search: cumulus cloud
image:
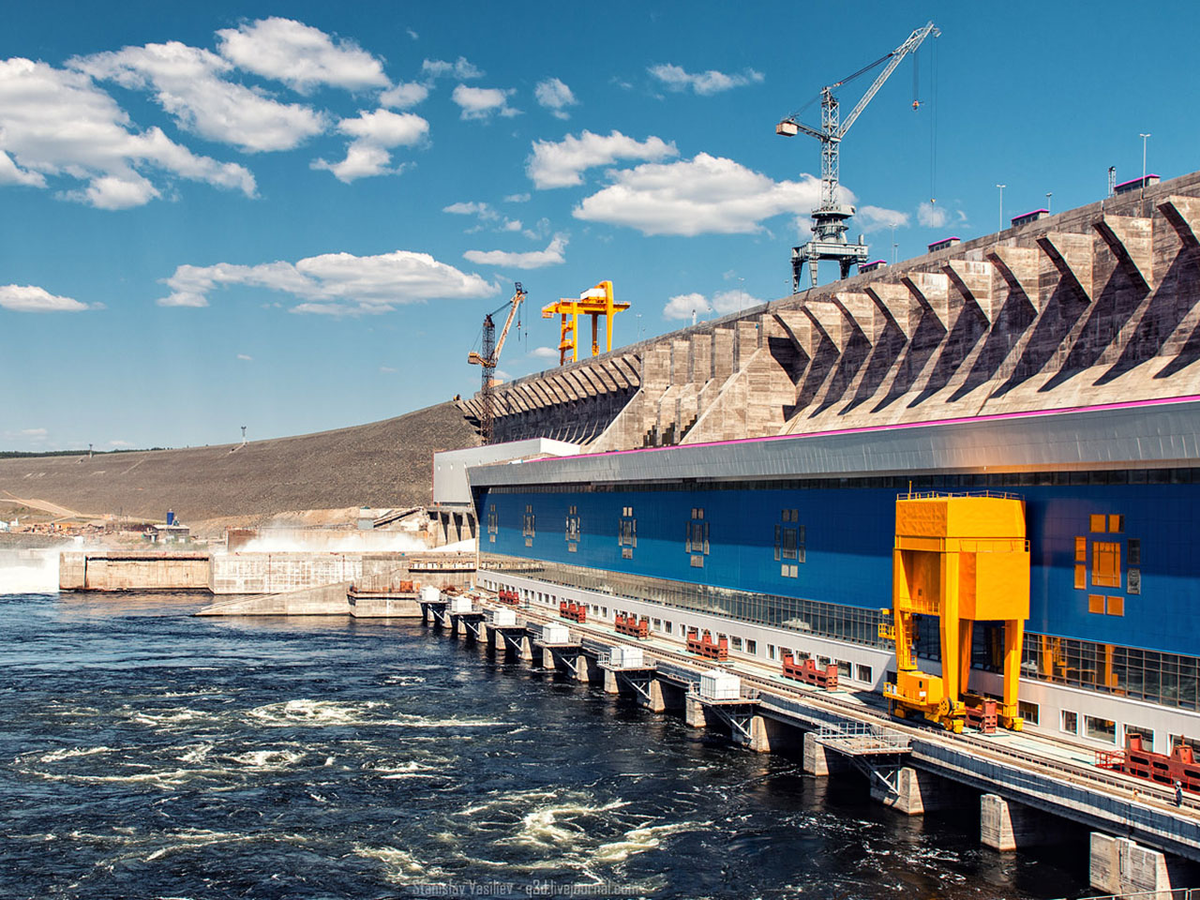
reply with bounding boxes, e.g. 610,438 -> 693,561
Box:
311,109 -> 429,182
0,284 -> 90,312
574,153 -> 822,236
857,205 -> 910,232
918,201 -> 949,228
72,41 -> 327,153
452,85 -> 518,120
463,235 -> 568,269
529,346 -> 560,359
380,81 -> 429,109
422,57 -> 483,80
158,249 -> 497,314
504,192 -> 530,203
444,200 -> 497,219
662,288 -> 762,320
216,17 -> 388,92
526,130 -> 678,189
0,58 -> 255,208
534,77 -> 577,119
648,63 -> 763,95
236,353 -> 253,361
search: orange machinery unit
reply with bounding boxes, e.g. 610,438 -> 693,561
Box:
559,601 -> 587,624
615,614 -> 650,639
686,629 -> 729,661
780,652 -> 839,690
1097,735 -> 1200,792
879,492 -> 1030,733
498,589 -> 520,606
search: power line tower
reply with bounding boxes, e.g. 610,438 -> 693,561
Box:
777,21 -> 939,292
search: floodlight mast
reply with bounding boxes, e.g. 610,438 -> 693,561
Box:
777,21 -> 939,291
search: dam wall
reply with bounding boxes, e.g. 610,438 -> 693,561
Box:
462,171 -> 1200,450
59,551 -> 211,592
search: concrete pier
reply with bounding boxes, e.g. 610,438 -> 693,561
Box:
803,731 -> 848,776
603,667 -> 620,695
871,766 -> 950,816
684,694 -> 708,728
980,794 -> 1058,852
1090,832 -> 1190,895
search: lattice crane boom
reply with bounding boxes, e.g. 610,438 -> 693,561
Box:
467,283 -> 525,444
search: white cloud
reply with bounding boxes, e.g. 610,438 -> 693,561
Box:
236,353 -> 253,361
21,428 -> 47,437
380,365 -> 398,373
108,439 -> 134,448
380,81 -> 429,109
463,235 -> 568,269
444,200 -> 497,219
918,201 -> 949,228
216,17 -> 388,92
311,109 -> 428,182
406,28 -> 419,41
858,205 -> 910,231
534,77 -> 577,119
504,192 -> 530,203
529,346 -> 559,359
0,284 -> 89,312
422,57 -> 483,80
662,288 -> 762,320
574,153 -> 822,236
0,149 -> 45,186
500,219 -> 522,232
0,58 -> 255,208
452,85 -> 518,120
158,249 -> 497,314
526,129 -> 678,189
72,41 -> 327,154
648,63 -> 763,95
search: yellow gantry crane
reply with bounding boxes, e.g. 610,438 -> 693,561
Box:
879,492 -> 1031,733
541,280 -> 629,366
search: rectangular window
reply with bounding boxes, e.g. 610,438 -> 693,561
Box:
746,640 -> 757,655
768,644 -> 776,660
685,510 -> 709,555
619,509 -> 637,548
1090,514 -> 1107,533
1124,726 -> 1154,750
1018,701 -> 1040,725
664,621 -> 672,635
1106,596 -> 1124,616
731,636 -> 743,651
1088,594 -> 1105,614
1085,715 -> 1117,744
565,506 -> 580,542
1093,542 -> 1121,588
1128,538 -> 1141,566
1061,710 -> 1078,734
522,505 -> 536,538
487,504 -> 499,535
1109,514 -> 1124,533
1075,536 -> 1087,562
652,618 -> 661,629
856,664 -> 873,683
837,660 -> 852,678
774,512 -> 805,572
1075,565 -> 1086,589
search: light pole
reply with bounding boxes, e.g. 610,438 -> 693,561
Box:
1139,132 -> 1151,214
1046,192 -> 1052,215
890,223 -> 898,265
996,184 -> 1006,233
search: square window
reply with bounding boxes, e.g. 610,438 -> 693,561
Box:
1018,701 -> 1039,725
1109,514 -> 1124,533
1085,715 -> 1116,744
1107,596 -> 1124,616
746,640 -> 757,655
1062,710 -> 1078,734
1090,514 -> 1107,533
1075,536 -> 1086,562
1093,542 -> 1121,588
1088,594 -> 1105,614
1128,539 -> 1141,566
1074,564 -> 1086,589
732,637 -> 743,651
856,664 -> 873,683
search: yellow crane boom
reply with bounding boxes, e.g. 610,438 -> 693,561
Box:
541,280 -> 629,365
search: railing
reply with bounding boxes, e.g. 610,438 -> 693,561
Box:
898,490 -> 1025,501
1064,890 -> 1197,900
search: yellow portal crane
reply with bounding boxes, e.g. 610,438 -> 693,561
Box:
879,492 -> 1030,733
541,280 -> 629,365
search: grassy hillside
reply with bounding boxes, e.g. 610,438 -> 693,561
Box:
0,402 -> 479,522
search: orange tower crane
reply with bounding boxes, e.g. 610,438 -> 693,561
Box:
541,280 -> 629,365
467,283 -> 526,444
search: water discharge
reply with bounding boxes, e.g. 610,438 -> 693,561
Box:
0,547 -> 61,594
0,591 -> 1091,899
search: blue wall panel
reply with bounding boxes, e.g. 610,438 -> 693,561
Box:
480,483 -> 1200,658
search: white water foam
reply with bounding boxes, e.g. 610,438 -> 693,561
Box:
0,548 -> 62,595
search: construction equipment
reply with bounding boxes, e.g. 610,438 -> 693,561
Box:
467,283 -> 526,444
777,21 -> 939,291
879,492 -> 1030,733
541,280 -> 629,366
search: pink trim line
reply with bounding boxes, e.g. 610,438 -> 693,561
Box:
541,393 -> 1200,464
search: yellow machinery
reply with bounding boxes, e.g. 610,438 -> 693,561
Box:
541,280 -> 629,365
880,492 -> 1030,733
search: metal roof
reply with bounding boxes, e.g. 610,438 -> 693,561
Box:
467,397 -> 1200,489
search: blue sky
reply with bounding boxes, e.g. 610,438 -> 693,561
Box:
2,1 -> 1196,451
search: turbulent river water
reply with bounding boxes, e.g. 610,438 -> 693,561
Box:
0,587 -> 1091,900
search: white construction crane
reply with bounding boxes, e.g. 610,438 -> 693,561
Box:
467,283 -> 526,444
777,21 -> 939,291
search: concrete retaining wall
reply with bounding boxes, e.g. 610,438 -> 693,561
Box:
209,552 -> 362,594
196,582 -> 352,616
59,551 -> 211,591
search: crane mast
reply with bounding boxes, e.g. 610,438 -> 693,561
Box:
467,283 -> 526,444
777,21 -> 939,291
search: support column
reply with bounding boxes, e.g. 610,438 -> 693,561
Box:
518,635 -> 535,664
645,678 -> 667,713
803,732 -> 848,776
872,767 -> 948,816
749,716 -> 772,753
484,625 -> 496,652
573,655 -> 590,684
684,695 -> 707,728
603,668 -> 620,695
981,795 -> 1056,851
1090,833 -> 1187,895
